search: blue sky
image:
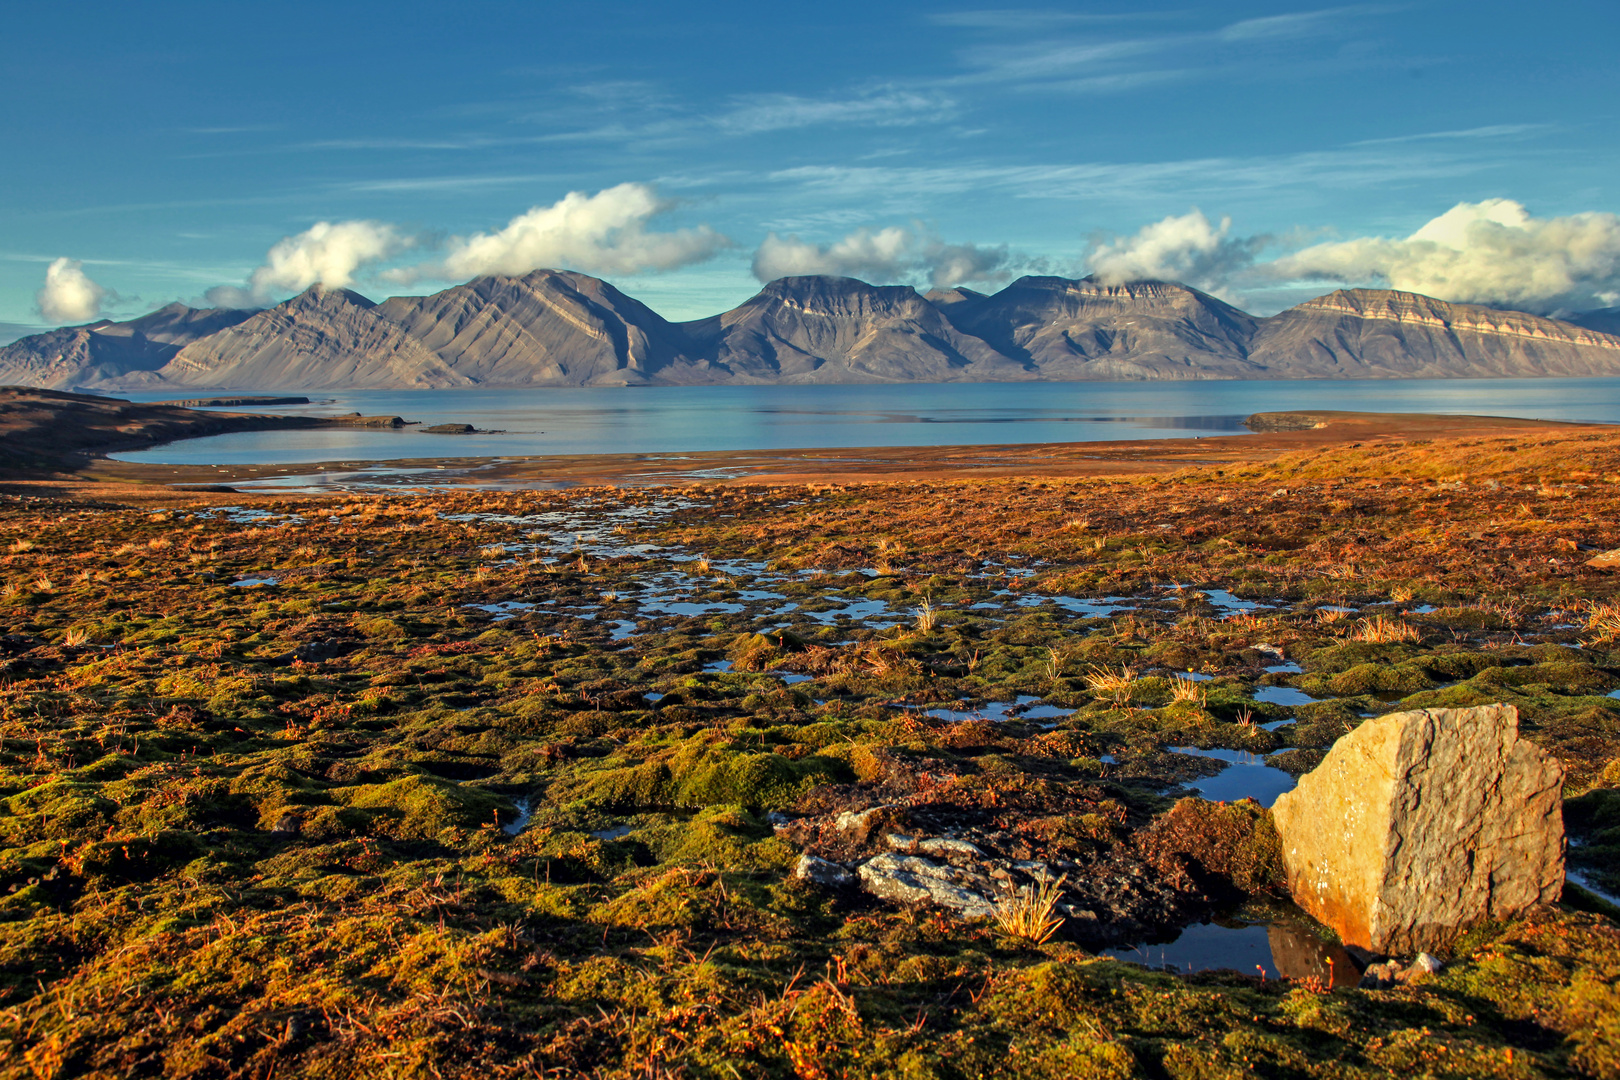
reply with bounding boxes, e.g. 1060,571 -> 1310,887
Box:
4,0 -> 1619,340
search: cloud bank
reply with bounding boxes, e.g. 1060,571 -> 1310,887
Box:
200,184 -> 726,306
1085,209 -> 1267,295
407,183 -> 730,284
1080,201 -> 1620,314
1268,199 -> 1620,312
37,258 -> 108,324
752,225 -> 1014,288
208,220 -> 411,306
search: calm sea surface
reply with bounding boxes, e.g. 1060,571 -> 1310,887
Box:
112,379 -> 1620,465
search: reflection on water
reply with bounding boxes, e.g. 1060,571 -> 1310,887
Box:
1104,920 -> 1278,977
108,377 -> 1620,465
1103,913 -> 1361,986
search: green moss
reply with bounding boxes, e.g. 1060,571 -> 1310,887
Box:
338,775 -> 509,839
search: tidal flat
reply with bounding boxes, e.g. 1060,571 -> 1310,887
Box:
3,428 -> 1620,1078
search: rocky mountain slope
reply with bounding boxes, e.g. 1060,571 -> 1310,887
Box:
681,276 -> 1027,383
375,270 -> 696,386
1249,289 -> 1620,378
0,302 -> 252,389
5,273 -> 1620,390
939,276 -> 1263,380
160,287 -> 466,390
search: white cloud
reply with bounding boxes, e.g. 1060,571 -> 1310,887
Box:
1268,199 -> 1620,312
714,90 -> 953,135
399,183 -> 729,284
207,220 -> 411,306
751,224 -> 1013,288
1085,209 -> 1266,294
36,258 -> 108,323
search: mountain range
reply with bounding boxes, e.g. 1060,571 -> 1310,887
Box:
5,270 -> 1620,391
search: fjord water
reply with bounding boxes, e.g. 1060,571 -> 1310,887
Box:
112,377 -> 1620,465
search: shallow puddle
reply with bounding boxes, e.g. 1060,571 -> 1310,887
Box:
466,601 -> 535,620
800,599 -> 894,625
1568,867 -> 1620,908
636,596 -> 746,618
1102,914 -> 1360,986
1253,686 -> 1320,708
1170,747 -> 1297,807
502,797 -> 533,836
1049,595 -> 1142,617
230,577 -> 278,588
1200,589 -> 1272,615
1103,920 -> 1277,977
919,694 -> 1074,723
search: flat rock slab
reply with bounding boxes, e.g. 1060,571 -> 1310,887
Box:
857,853 -> 999,919
1272,704 -> 1563,954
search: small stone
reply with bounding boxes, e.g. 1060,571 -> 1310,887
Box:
833,806 -> 891,844
269,812 -> 303,838
1411,952 -> 1444,975
1272,704 -> 1564,954
793,853 -> 853,889
1587,549 -> 1620,569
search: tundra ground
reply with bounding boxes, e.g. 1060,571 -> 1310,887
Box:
2,427 -> 1619,1078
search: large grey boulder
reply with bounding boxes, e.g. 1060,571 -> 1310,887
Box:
1272,704 -> 1563,954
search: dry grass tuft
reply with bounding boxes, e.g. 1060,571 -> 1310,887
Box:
1084,664 -> 1135,696
1170,675 -> 1207,706
1351,614 -> 1421,643
994,873 -> 1068,947
1584,600 -> 1620,644
914,596 -> 938,633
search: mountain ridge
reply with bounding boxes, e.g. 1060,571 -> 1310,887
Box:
5,273 -> 1620,391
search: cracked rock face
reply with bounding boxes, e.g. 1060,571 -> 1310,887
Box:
1272,704 -> 1564,954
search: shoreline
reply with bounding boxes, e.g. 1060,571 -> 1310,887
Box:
30,409 -> 1615,501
